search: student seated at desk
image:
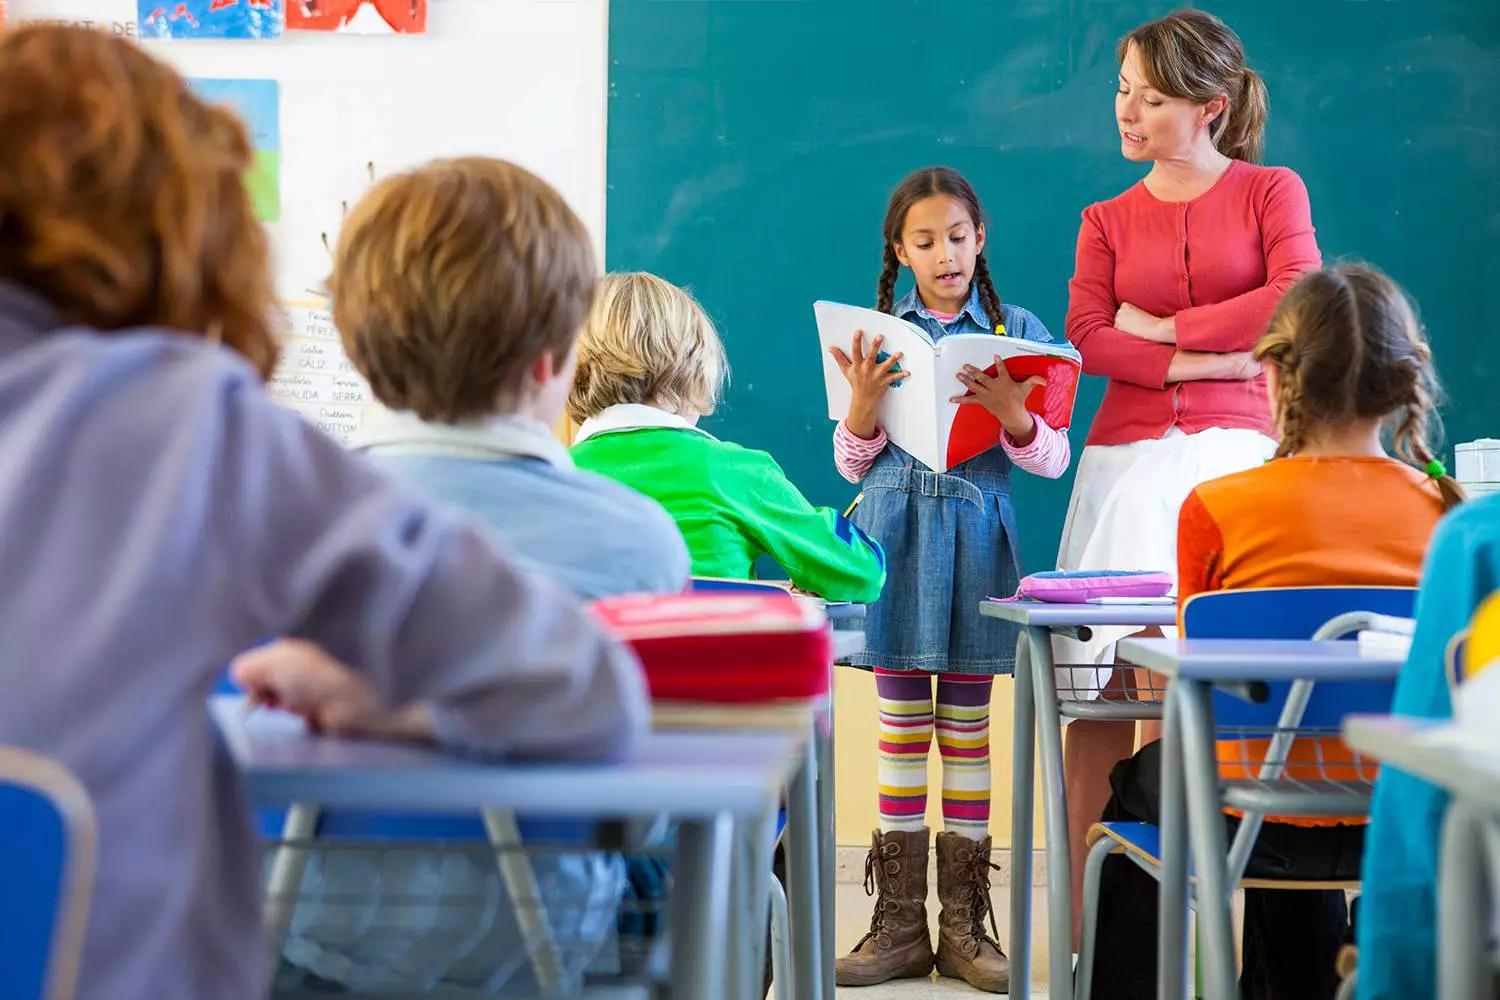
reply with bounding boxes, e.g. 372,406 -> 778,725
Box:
1088,264 -> 1465,1000
0,26 -> 647,1000
235,157 -> 689,994
325,158 -> 689,598
1359,496 -> 1500,998
568,271 -> 887,603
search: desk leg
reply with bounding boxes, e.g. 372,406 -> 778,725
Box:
787,730 -> 823,1000
734,809 -> 777,1000
1157,686 -> 1190,1000
1009,630 -> 1036,998
817,705 -> 836,1000
1028,625 -> 1074,998
672,813 -> 734,999
1177,682 -> 1235,1000
1438,801 -> 1489,1000
262,803 -> 320,977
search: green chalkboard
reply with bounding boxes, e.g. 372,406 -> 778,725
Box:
606,0 -> 1500,575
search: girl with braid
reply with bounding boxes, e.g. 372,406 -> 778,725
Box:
826,166 -> 1076,993
1089,262 -> 1463,1000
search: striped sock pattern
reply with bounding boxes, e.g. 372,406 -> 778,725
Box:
874,668 -> 933,832
935,674 -> 994,838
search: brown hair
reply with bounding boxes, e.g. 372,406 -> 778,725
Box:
0,24 -> 278,375
567,272 -> 727,424
876,167 -> 1004,331
1120,9 -> 1268,164
1255,263 -> 1466,510
331,157 -> 597,423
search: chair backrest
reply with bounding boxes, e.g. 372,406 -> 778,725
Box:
1181,586 -> 1416,730
0,748 -> 97,1000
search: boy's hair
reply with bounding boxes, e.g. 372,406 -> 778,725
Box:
1120,9 -> 1268,165
877,167 -> 1003,327
1256,263 -> 1466,510
0,25 -> 277,376
566,272 -> 728,424
331,157 -> 597,423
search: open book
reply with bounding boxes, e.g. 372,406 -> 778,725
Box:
815,301 -> 1082,473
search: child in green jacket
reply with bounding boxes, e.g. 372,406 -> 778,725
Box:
569,271 -> 886,604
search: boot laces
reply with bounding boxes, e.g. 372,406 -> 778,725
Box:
959,854 -> 1002,954
861,843 -> 904,936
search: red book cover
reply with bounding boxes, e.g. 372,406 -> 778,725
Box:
590,593 -> 832,703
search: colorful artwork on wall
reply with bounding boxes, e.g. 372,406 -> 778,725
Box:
139,0 -> 284,40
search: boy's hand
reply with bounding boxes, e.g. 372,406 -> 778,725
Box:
951,361 -> 1044,445
230,639 -> 433,743
828,331 -> 909,438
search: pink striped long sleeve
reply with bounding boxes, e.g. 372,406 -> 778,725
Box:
1002,415 -> 1071,479
831,416 -> 1070,483
833,421 -> 888,483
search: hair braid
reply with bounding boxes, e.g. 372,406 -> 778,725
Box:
972,253 -> 1006,333
1394,391 -> 1467,511
876,244 -> 900,314
1272,373 -> 1306,460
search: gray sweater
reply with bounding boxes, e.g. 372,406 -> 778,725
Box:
0,283 -> 649,1000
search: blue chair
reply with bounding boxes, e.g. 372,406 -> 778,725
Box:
0,748 -> 97,1000
1075,586 -> 1416,1000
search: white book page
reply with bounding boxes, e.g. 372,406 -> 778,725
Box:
814,301 -> 940,468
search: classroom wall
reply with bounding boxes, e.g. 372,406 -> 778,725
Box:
605,0 -> 1500,573
14,0 -> 610,295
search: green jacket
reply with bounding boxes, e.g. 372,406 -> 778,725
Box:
571,405 -> 886,603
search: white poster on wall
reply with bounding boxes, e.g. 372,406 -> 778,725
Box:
11,0 -> 607,441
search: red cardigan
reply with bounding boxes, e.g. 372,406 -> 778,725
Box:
1065,159 -> 1321,447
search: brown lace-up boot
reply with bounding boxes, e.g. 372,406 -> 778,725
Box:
834,828 -> 935,986
934,831 -> 1010,993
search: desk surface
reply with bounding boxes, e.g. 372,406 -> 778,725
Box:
1118,638 -> 1406,682
212,696 -> 798,817
979,600 -> 1178,629
1344,715 -> 1500,814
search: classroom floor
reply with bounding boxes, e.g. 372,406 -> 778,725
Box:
831,880 -> 1053,998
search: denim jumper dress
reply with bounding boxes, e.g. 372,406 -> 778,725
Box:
848,287 -> 1058,675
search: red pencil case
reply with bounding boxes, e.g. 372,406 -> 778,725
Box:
590,592 -> 832,703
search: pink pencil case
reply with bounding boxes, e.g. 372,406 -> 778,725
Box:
1004,569 -> 1174,604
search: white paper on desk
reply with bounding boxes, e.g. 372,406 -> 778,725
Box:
1085,597 -> 1176,606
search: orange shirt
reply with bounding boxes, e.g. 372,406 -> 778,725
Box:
1177,456 -> 1445,825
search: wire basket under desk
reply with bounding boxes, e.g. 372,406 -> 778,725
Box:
263,832 -> 672,999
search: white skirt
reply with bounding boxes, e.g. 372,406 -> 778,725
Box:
1052,426 -> 1276,700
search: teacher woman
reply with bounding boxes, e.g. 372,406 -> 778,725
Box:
1055,8 -> 1322,934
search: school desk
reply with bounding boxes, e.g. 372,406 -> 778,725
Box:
978,599 -> 1177,997
1344,715 -> 1500,1000
1120,639 -> 1405,1000
211,695 -> 798,1000
650,627 -> 864,1000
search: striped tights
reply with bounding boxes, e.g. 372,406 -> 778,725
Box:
873,668 -> 992,837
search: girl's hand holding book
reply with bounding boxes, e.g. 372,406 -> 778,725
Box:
828,330 -> 909,439
952,361 -> 1044,447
